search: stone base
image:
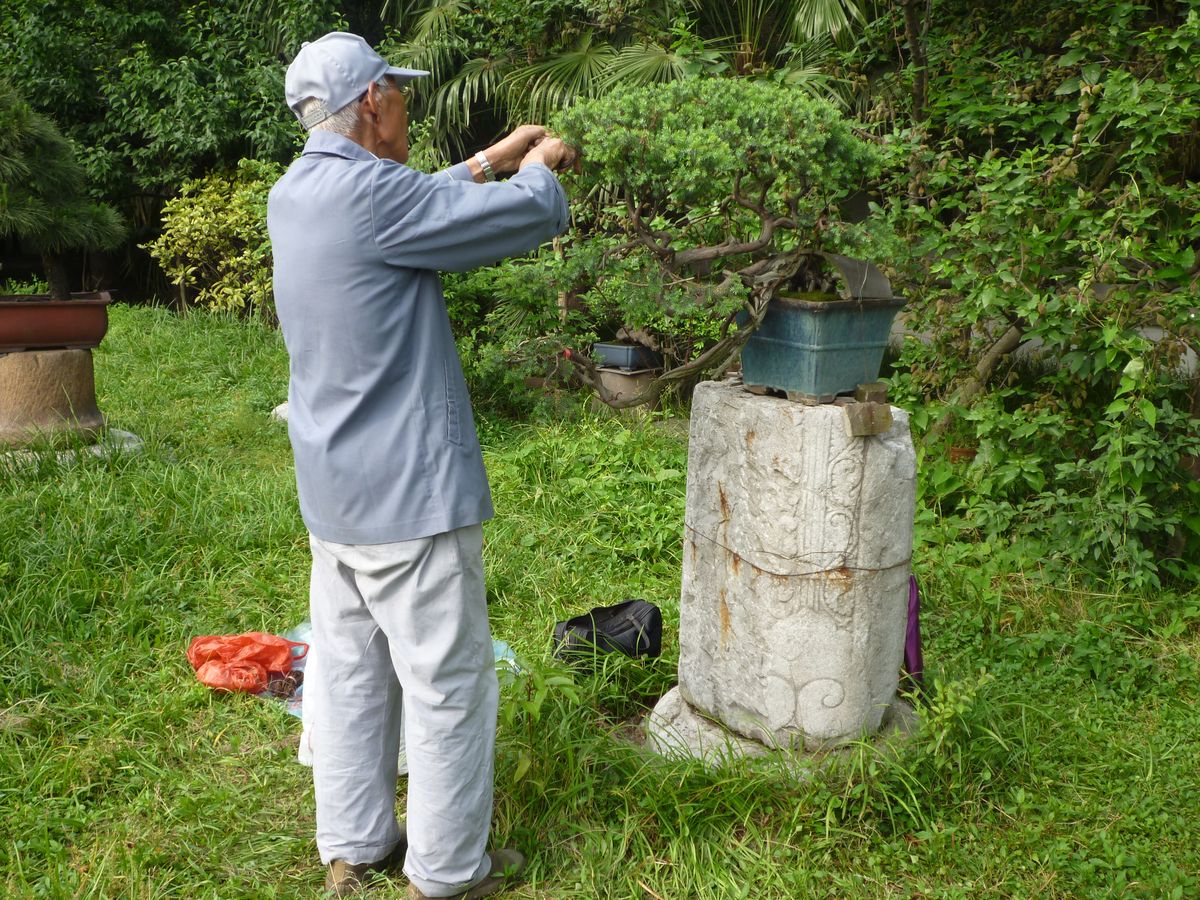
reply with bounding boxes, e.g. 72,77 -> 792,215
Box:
271,401 -> 289,422
647,686 -> 917,768
0,349 -> 104,447
678,379 -> 917,748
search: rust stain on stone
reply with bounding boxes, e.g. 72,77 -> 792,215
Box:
826,566 -> 854,590
745,429 -> 756,449
718,591 -> 732,650
730,550 -> 741,575
717,481 -> 730,522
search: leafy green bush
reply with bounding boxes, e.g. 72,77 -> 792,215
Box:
1,0 -> 338,206
863,1 -> 1200,588
146,159 -> 282,318
0,276 -> 48,295
442,257 -> 574,417
548,77 -> 882,406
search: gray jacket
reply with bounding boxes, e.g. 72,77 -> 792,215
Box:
268,131 -> 569,543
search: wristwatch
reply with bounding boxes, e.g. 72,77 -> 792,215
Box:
474,151 -> 495,182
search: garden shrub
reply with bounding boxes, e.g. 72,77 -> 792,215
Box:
443,257 -> 577,417
146,159 -> 282,318
856,1 -> 1200,588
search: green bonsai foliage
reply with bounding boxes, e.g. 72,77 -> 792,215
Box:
0,80 -> 125,300
552,77 -> 882,406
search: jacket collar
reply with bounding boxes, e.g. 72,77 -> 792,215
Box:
301,130 -> 378,162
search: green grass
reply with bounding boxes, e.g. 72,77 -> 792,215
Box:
2,304 -> 1199,897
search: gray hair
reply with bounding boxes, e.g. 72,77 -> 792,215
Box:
299,77 -> 393,136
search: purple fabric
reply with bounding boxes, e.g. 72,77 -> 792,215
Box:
902,575 -> 923,688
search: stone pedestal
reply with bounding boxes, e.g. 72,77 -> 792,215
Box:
648,685 -> 918,765
649,378 -> 916,756
0,349 -> 105,447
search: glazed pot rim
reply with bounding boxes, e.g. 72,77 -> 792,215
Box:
773,292 -> 906,311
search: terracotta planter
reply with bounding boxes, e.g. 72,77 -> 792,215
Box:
0,291 -> 112,353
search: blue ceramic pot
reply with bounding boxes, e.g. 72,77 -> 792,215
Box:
741,293 -> 904,401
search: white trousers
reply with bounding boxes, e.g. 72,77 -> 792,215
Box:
308,525 -> 497,897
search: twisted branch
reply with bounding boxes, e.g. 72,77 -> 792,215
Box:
625,196 -> 673,261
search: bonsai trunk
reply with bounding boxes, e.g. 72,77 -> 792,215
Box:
42,252 -> 72,301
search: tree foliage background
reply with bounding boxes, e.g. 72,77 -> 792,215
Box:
0,0 -> 340,288
4,0 -> 1198,589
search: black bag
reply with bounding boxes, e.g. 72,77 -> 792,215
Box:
553,599 -> 662,664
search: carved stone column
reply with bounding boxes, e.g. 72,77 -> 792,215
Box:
649,378 -> 916,757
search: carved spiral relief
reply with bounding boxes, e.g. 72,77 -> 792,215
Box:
797,677 -> 846,709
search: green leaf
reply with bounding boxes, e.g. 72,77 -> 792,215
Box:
1058,48 -> 1086,67
1039,123 -> 1063,143
513,751 -> 532,782
1139,400 -> 1157,428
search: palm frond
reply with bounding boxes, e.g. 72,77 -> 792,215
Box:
685,0 -> 796,72
776,63 -> 849,107
791,0 -> 865,40
506,33 -> 618,126
408,0 -> 468,44
686,0 -> 866,64
776,30 -> 845,101
602,41 -> 689,89
391,0 -> 470,86
426,56 -> 513,154
379,0 -> 428,28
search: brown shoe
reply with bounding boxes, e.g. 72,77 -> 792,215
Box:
324,831 -> 408,896
406,849 -> 526,899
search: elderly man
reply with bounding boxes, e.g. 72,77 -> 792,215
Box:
267,32 -> 575,899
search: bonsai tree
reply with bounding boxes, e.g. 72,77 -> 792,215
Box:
0,80 -> 124,300
553,77 -> 882,407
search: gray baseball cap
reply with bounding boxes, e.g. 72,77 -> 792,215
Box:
285,32 -> 428,130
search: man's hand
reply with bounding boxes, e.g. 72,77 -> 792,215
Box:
519,137 -> 579,174
482,125 -> 547,174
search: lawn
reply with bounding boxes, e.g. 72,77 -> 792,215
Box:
1,305 -> 1198,898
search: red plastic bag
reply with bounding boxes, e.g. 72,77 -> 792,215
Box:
187,632 -> 309,693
